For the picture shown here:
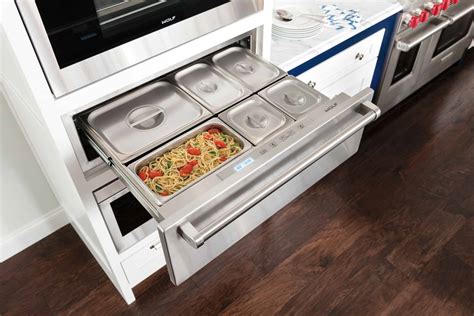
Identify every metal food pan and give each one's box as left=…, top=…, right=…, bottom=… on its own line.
left=128, top=118, right=252, bottom=205
left=172, top=62, right=252, bottom=114
left=211, top=47, right=287, bottom=92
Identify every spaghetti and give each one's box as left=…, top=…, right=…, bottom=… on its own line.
left=138, top=127, right=242, bottom=196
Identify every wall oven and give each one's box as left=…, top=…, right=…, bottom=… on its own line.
left=16, top=0, right=262, bottom=97
left=77, top=42, right=381, bottom=286
left=376, top=0, right=473, bottom=113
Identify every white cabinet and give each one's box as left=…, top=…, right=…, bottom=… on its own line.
left=297, top=29, right=385, bottom=98
left=320, top=58, right=378, bottom=98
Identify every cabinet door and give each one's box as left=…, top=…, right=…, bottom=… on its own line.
left=297, top=29, right=385, bottom=90
left=320, top=58, right=378, bottom=98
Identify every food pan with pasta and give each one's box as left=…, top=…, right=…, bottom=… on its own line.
left=128, top=118, right=252, bottom=203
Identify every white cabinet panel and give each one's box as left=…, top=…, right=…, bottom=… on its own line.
left=121, top=238, right=166, bottom=287
left=297, top=29, right=385, bottom=91
left=319, top=58, right=378, bottom=98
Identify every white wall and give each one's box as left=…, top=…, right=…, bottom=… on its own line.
left=0, top=90, right=67, bottom=262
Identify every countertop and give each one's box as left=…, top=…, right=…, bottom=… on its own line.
left=271, top=0, right=403, bottom=71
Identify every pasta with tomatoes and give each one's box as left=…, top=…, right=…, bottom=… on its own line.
left=138, top=127, right=242, bottom=196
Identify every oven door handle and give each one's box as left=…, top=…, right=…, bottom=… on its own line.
left=178, top=101, right=380, bottom=249
left=396, top=19, right=450, bottom=52
left=441, top=4, right=473, bottom=24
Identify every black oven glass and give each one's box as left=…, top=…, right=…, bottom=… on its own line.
left=34, top=0, right=229, bottom=69
left=433, top=12, right=472, bottom=57
left=392, top=44, right=420, bottom=85
left=110, top=192, right=152, bottom=236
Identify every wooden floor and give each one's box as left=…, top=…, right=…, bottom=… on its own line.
left=2, top=51, right=473, bottom=316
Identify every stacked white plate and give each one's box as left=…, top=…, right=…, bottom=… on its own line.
left=272, top=6, right=326, bottom=39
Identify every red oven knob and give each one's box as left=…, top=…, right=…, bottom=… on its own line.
left=441, top=0, right=450, bottom=10
left=419, top=9, right=430, bottom=22
left=409, top=15, right=420, bottom=28
left=432, top=4, right=442, bottom=15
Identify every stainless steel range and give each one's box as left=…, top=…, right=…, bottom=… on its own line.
left=78, top=46, right=381, bottom=285
left=376, top=0, right=473, bottom=113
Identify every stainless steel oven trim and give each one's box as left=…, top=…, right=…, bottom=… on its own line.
left=94, top=179, right=158, bottom=253
left=15, top=0, right=263, bottom=97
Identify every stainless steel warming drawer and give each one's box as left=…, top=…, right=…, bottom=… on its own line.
left=78, top=47, right=381, bottom=285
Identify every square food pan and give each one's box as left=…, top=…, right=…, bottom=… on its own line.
left=128, top=118, right=253, bottom=205
left=172, top=62, right=252, bottom=114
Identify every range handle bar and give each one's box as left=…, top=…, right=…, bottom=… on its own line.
left=396, top=18, right=450, bottom=52
left=178, top=100, right=380, bottom=249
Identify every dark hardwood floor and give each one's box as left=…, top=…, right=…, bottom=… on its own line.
left=2, top=50, right=473, bottom=316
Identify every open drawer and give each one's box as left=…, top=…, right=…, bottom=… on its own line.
left=77, top=50, right=381, bottom=285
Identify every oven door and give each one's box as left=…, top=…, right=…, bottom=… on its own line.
left=16, top=0, right=262, bottom=97
left=80, top=85, right=380, bottom=285
left=419, top=4, right=473, bottom=84
left=376, top=17, right=450, bottom=113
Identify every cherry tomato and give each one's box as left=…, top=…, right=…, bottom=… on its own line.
left=190, top=160, right=198, bottom=166
left=214, top=140, right=226, bottom=148
left=160, top=191, right=170, bottom=196
left=219, top=155, right=227, bottom=162
left=187, top=147, right=201, bottom=155
left=179, top=163, right=194, bottom=177
left=138, top=171, right=148, bottom=181
left=203, top=133, right=213, bottom=140
left=149, top=170, right=163, bottom=178
left=208, top=128, right=221, bottom=134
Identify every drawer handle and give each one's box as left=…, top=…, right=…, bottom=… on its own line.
left=355, top=53, right=365, bottom=61
left=178, top=98, right=381, bottom=249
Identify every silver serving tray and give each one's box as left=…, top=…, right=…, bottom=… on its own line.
left=173, top=62, right=252, bottom=114
left=211, top=47, right=287, bottom=92
left=128, top=118, right=252, bottom=205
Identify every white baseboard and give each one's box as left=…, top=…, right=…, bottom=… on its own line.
left=0, top=206, right=69, bottom=262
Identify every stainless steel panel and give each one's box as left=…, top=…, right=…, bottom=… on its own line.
left=128, top=118, right=253, bottom=205
left=165, top=131, right=363, bottom=284
left=211, top=47, right=287, bottom=92
left=258, top=76, right=329, bottom=120
left=173, top=63, right=252, bottom=113
left=376, top=21, right=432, bottom=114
left=16, top=0, right=263, bottom=97
left=219, top=95, right=293, bottom=145
left=85, top=81, right=212, bottom=163
left=418, top=19, right=473, bottom=86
